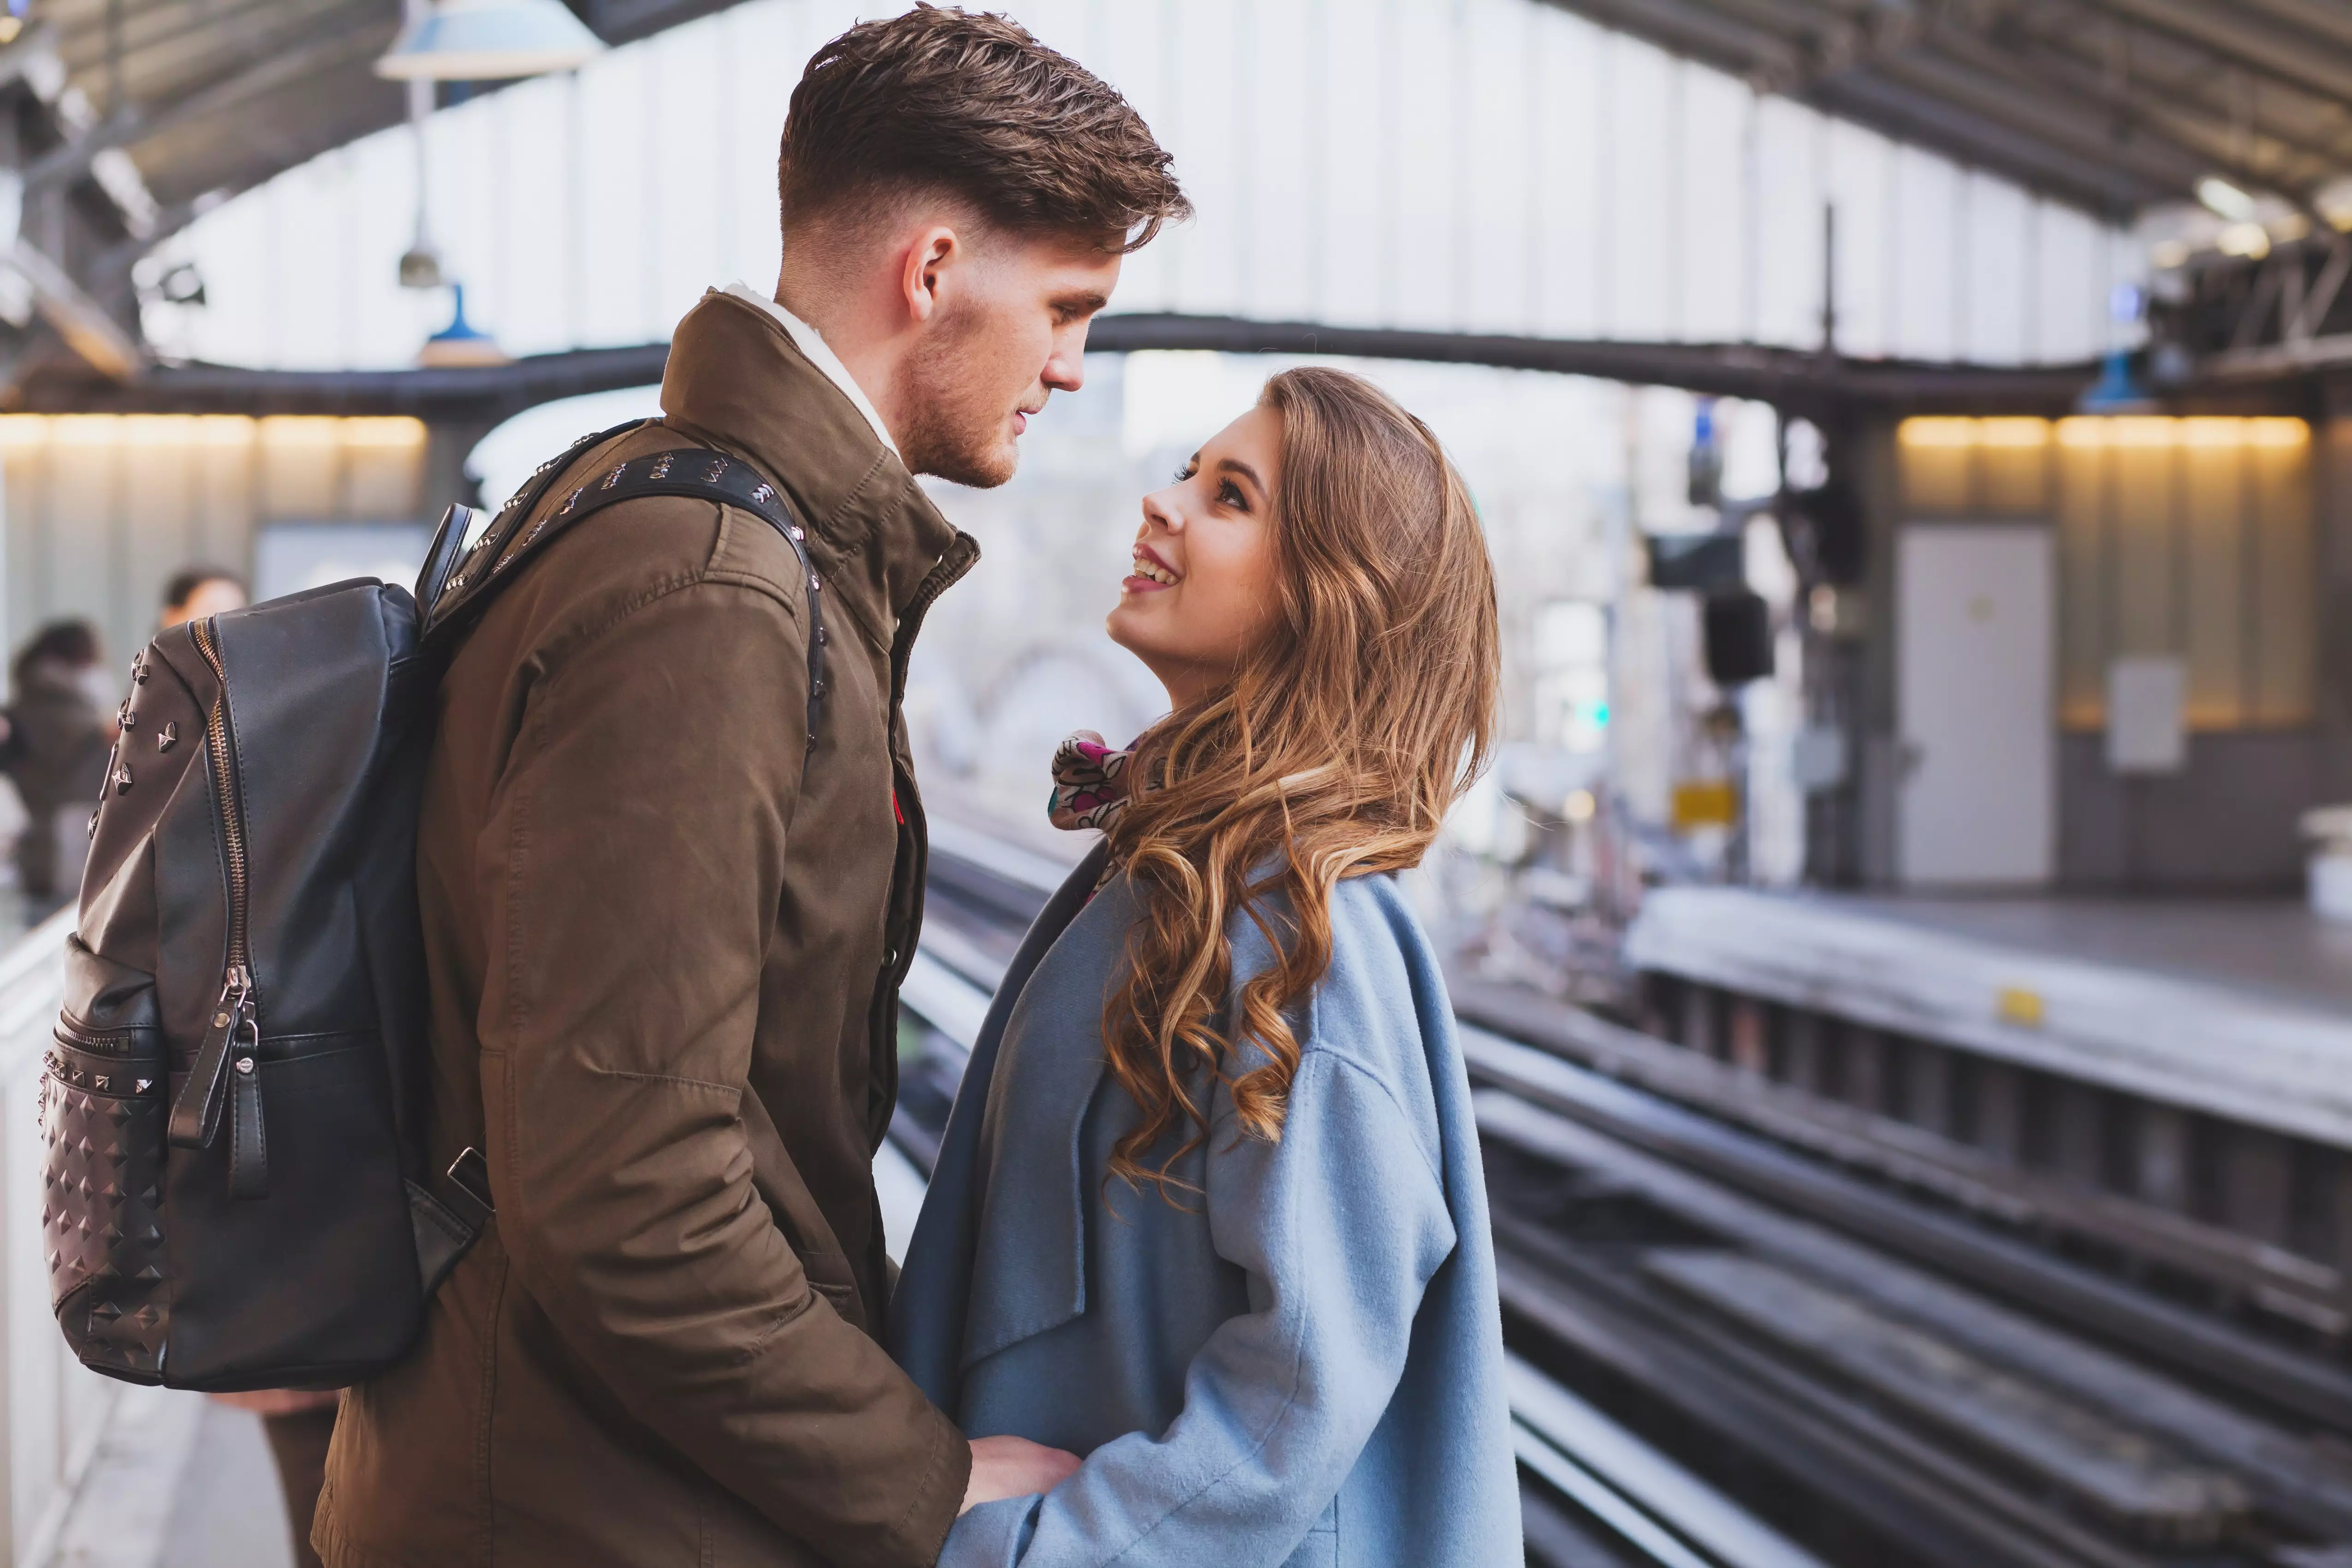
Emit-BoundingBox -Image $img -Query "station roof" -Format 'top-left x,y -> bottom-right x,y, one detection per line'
25,0 -> 729,215
1542,0 -> 2352,221
36,0 -> 2352,238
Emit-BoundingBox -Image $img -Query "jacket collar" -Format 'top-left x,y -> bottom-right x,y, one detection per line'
660,289 -> 976,655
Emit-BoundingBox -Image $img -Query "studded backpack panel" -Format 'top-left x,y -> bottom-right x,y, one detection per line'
46,420 -> 828,1390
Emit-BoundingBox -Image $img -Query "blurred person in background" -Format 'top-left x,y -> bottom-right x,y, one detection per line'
1,620 -> 112,914
891,368 -> 1520,1564
160,565 -> 248,629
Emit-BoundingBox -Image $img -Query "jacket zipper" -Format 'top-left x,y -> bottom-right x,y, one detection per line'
188,618 -> 258,1094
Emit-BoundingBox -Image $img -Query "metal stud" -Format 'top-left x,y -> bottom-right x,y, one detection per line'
131,655 -> 149,685
233,1057 -> 255,1076
704,457 -> 728,483
113,766 -> 132,794
157,722 -> 178,753
651,453 -> 673,480
751,483 -> 775,505
135,1079 -> 152,1095
117,701 -> 136,730
788,525 -> 804,541
601,463 -> 626,490
86,809 -> 100,840
810,680 -> 826,699
809,574 -> 822,592
94,1076 -> 109,1092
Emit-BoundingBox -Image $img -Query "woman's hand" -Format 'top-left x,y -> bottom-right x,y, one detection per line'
961,1434 -> 1081,1514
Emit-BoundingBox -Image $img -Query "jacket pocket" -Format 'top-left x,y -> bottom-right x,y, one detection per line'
44,1017 -> 170,1382
799,1247 -> 861,1324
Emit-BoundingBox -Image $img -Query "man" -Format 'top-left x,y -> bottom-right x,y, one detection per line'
314,11 -> 1187,1566
158,566 -> 248,629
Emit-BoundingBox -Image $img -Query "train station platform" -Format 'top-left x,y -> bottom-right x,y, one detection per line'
1625,888 -> 2352,1151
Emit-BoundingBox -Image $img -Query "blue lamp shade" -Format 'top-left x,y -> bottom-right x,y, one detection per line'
376,0 -> 603,82
418,285 -> 510,368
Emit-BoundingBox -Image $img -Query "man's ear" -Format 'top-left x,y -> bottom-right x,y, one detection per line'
900,224 -> 960,326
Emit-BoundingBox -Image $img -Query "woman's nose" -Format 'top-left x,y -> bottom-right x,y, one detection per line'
1140,489 -> 1182,533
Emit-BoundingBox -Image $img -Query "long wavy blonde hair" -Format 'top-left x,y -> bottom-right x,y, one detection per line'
1101,367 -> 1500,1196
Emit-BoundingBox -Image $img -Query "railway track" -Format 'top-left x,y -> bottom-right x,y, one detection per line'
907,821 -> 2352,1568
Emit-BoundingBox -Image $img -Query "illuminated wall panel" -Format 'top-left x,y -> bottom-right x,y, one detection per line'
0,416 -> 425,673
1898,416 -> 2314,733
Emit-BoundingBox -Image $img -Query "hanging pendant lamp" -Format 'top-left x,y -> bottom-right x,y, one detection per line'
375,0 -> 603,82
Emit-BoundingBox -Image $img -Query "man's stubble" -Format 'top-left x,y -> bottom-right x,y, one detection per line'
893,302 -> 1029,489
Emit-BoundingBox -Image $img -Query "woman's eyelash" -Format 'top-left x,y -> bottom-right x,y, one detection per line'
1220,481 -> 1247,508
1174,463 -> 1196,482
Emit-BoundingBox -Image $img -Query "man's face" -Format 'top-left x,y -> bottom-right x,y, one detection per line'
894,232 -> 1122,488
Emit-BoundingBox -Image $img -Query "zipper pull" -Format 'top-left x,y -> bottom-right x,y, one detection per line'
228,1011 -> 267,1200
169,966 -> 253,1151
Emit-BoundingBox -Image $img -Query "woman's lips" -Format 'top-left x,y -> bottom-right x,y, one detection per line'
1122,575 -> 1169,594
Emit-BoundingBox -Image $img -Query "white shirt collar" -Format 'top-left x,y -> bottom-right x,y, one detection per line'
721,282 -> 898,458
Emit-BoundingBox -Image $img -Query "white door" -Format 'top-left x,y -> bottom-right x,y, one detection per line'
1896,525 -> 2055,886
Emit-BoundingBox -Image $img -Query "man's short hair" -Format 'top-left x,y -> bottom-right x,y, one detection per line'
779,6 -> 1188,253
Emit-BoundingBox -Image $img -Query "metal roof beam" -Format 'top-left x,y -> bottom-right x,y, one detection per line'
53,0 -> 352,94
2,319 -> 2109,421
1919,24 -> 2335,204
1533,0 -> 1804,89
1865,48 -> 2207,193
1542,0 -> 2170,215
2227,0 -> 2352,59
26,13 -> 391,198
1808,67 -> 2169,212
2067,0 -> 2352,108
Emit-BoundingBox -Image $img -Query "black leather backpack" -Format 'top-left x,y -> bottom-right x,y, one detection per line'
45,420 -> 828,1389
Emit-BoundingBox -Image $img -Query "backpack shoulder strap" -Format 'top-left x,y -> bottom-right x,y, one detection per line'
422,442 -> 829,750
416,417 -> 652,612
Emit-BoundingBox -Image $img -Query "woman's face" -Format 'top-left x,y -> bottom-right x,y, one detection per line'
1107,405 -> 1284,709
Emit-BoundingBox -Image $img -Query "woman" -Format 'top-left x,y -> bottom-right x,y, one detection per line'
892,368 -> 1519,1566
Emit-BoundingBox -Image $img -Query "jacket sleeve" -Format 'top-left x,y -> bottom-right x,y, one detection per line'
939,1046 -> 1458,1568
475,575 -> 968,1568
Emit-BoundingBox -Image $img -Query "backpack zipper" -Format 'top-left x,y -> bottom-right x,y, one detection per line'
179,617 -> 258,1147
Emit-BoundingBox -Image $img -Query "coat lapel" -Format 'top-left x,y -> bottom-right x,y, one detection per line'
959,869 -> 1138,1370
889,841 -> 1110,1406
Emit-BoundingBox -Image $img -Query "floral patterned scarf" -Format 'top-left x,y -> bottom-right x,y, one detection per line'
1047,730 -> 1136,833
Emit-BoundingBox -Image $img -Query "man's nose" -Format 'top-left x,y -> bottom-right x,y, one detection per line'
1043,352 -> 1084,393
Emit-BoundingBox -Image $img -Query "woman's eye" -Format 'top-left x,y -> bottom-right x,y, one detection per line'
1218,480 -> 1248,510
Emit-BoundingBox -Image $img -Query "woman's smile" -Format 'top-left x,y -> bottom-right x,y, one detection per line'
1124,543 -> 1181,592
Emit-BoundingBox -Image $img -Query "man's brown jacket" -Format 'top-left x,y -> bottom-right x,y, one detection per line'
315,290 -> 978,1568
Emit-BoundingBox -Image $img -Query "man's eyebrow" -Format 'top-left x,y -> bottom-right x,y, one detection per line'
1216,457 -> 1266,496
1057,290 -> 1111,314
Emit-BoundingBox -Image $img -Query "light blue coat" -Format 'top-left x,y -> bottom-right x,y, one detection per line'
890,843 -> 1522,1568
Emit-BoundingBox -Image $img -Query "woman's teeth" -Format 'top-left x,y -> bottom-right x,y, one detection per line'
1132,553 -> 1178,586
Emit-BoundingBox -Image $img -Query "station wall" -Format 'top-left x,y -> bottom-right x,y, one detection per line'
0,416 -> 426,678
1895,416 -> 2328,891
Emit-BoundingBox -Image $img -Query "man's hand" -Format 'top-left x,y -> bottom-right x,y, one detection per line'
960,1434 -> 1081,1515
